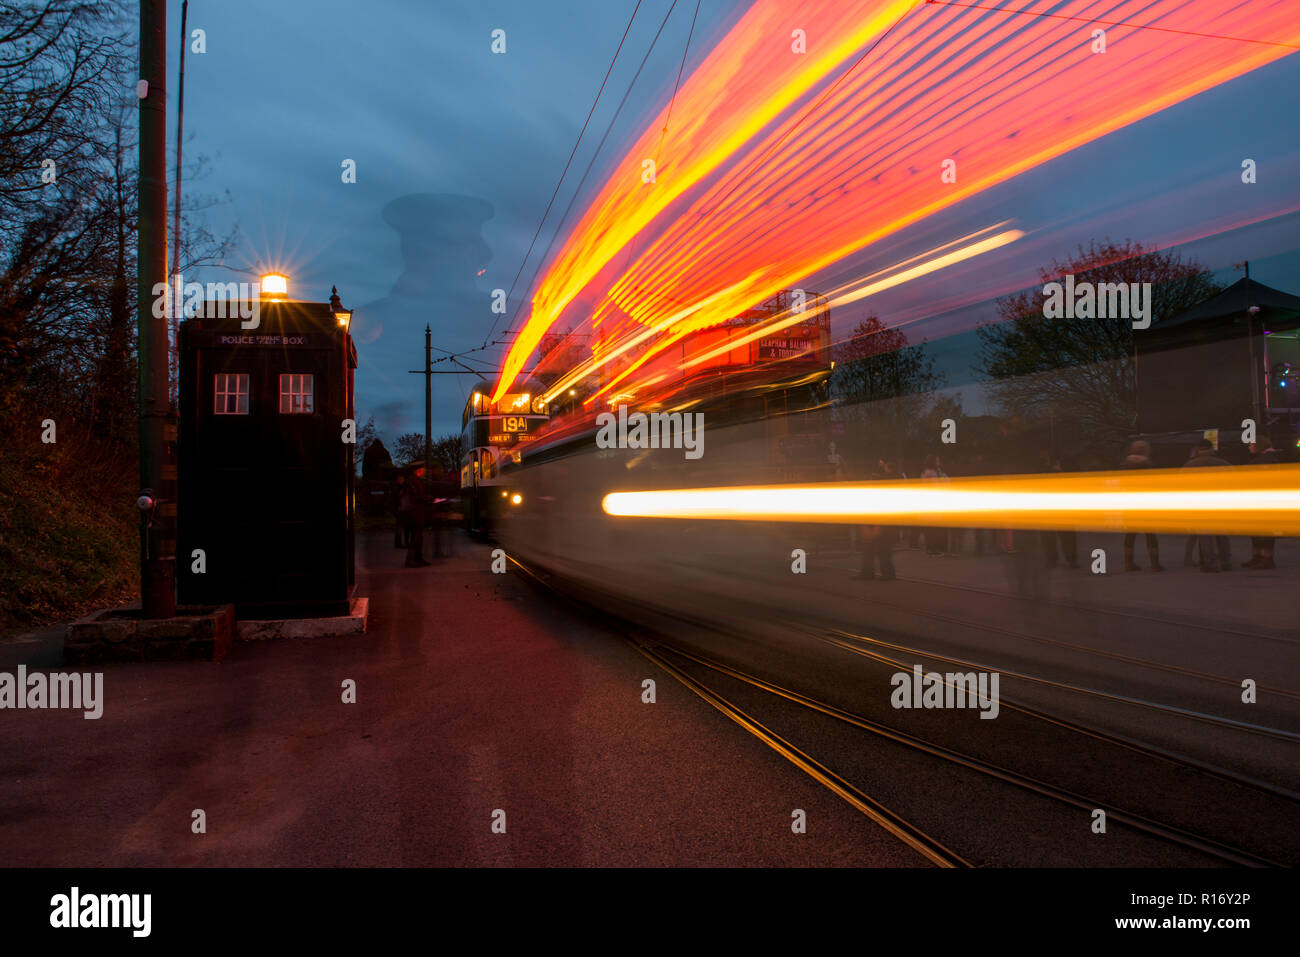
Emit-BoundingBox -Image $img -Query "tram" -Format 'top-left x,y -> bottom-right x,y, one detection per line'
459,378 -> 549,534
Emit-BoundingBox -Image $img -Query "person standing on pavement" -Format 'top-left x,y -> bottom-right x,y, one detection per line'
1244,428 -> 1294,569
1041,452 -> 1079,569
1182,439 -> 1232,572
921,454 -> 950,556
1119,440 -> 1162,572
855,460 -> 897,581
402,465 -> 430,567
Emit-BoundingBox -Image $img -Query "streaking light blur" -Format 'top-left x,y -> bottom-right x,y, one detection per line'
602,465 -> 1300,535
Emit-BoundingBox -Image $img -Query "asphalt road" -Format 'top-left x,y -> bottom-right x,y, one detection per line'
0,529 -> 925,866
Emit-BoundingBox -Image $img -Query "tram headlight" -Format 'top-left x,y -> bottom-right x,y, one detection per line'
511,493 -> 522,506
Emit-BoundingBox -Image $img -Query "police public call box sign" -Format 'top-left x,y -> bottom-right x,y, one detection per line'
194,332 -> 316,347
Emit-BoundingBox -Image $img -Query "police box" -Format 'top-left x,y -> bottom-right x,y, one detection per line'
178,286 -> 357,618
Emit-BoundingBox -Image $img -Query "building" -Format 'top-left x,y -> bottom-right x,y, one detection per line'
177,281 -> 357,618
1136,275 -> 1300,462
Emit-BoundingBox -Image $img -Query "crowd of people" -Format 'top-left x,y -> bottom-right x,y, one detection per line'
845,427 -> 1295,581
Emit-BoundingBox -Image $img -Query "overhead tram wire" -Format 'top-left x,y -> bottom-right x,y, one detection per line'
625,0 -> 701,322
654,0 -> 701,169
923,0 -> 1300,49
495,0 -> 684,356
480,0 -> 647,350
546,0 -> 923,357
700,0 -> 923,219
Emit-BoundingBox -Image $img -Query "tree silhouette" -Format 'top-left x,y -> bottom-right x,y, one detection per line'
394,432 -> 429,466
976,239 -> 1222,450
830,315 -> 946,471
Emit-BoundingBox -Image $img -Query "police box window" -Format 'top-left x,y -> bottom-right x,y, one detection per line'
279,373 -> 314,414
214,373 -> 249,414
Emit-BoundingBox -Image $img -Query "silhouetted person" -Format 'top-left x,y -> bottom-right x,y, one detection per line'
1119,440 -> 1161,571
999,416 -> 1046,597
856,461 -> 897,580
1244,429 -> 1294,570
1041,452 -> 1079,568
1183,440 -> 1231,572
921,454 -> 949,555
401,466 -> 430,567
968,450 -> 995,557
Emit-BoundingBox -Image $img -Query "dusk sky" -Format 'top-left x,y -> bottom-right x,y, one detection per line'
170,0 -> 1300,437
9,0 -> 1300,888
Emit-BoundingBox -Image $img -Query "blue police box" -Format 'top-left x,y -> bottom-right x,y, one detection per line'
178,281 -> 357,618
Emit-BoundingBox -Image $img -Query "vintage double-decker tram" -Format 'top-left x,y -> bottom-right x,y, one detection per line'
459,378 -> 549,533
484,289 -> 834,571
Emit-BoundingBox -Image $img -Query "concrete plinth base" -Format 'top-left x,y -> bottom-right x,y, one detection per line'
236,597 -> 369,641
64,604 -> 236,663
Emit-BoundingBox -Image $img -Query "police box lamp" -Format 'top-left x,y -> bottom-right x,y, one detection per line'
260,272 -> 288,299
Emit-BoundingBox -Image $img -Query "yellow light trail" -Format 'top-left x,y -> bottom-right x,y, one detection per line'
494,0 -> 1300,404
681,226 -> 1024,370
602,465 -> 1300,535
491,0 -> 922,402
539,273 -> 762,404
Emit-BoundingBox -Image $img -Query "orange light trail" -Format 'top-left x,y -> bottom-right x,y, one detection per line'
546,222 -> 1022,407
680,226 -> 1024,372
540,273 -> 763,403
496,1 -> 1300,404
493,0 -> 922,401
601,465 -> 1300,535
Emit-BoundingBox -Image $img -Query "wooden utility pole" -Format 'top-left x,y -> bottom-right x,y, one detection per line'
1245,261 -> 1262,430
169,0 -> 187,403
137,0 -> 176,617
424,325 -> 433,479
408,328 -> 500,469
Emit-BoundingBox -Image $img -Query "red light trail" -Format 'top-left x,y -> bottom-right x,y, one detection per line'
494,1 -> 1300,404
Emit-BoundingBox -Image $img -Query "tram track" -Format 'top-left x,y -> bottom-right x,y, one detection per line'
809,626 -> 1300,803
640,639 -> 1284,867
626,639 -> 969,868
668,554 -> 1300,714
827,590 -> 1300,703
821,627 -> 1300,747
505,552 -> 1299,867
893,571 -> 1300,647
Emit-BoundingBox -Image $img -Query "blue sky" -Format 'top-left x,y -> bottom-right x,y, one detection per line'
169,0 -> 1300,434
